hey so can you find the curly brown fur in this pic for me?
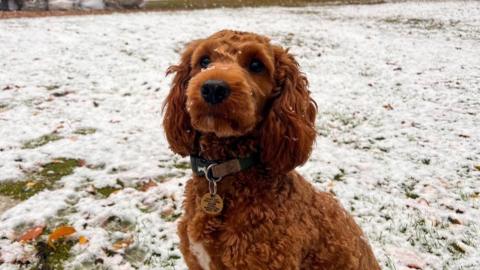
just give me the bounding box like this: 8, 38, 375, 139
163, 30, 380, 270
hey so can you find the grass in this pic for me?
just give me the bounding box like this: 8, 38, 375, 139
73, 127, 97, 135
381, 17, 461, 31
144, 0, 384, 9
401, 177, 420, 200
0, 158, 81, 200
333, 168, 346, 181
22, 133, 62, 149
103, 215, 134, 232
161, 212, 181, 222
33, 240, 75, 270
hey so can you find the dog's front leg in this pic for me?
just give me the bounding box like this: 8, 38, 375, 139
178, 219, 205, 270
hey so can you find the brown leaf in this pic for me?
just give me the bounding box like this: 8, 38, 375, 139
383, 104, 394, 110
448, 216, 462, 225
17, 225, 44, 242
48, 226, 76, 247
407, 264, 422, 269
112, 238, 133, 250
138, 180, 157, 192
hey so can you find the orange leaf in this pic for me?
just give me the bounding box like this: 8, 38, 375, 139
17, 225, 44, 242
48, 226, 76, 247
78, 236, 89, 245
112, 238, 133, 250
139, 180, 157, 191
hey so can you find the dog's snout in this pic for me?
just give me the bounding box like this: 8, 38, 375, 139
201, 80, 230, 105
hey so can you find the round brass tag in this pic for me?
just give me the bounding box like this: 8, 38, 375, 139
200, 193, 224, 215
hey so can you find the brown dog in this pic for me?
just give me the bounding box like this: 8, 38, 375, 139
163, 30, 380, 270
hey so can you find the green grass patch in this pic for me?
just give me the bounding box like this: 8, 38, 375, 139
381, 17, 460, 31
159, 253, 182, 269
40, 159, 81, 181
73, 127, 97, 135
96, 186, 122, 197
401, 178, 420, 200
0, 180, 49, 201
33, 240, 75, 270
333, 168, 346, 181
45, 85, 61, 91
0, 158, 81, 200
161, 212, 181, 222
96, 179, 124, 197
22, 134, 62, 149
172, 161, 190, 170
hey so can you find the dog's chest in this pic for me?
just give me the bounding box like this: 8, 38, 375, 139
189, 239, 212, 270
186, 211, 230, 269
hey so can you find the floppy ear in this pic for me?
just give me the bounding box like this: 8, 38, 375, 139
162, 41, 200, 156
259, 46, 317, 174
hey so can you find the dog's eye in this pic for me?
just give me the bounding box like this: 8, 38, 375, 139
249, 59, 264, 73
199, 56, 211, 69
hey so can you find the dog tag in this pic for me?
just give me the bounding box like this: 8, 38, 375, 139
200, 193, 223, 215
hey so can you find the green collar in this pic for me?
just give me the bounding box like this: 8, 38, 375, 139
190, 155, 256, 181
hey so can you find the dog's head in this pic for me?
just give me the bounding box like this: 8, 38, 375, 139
163, 30, 317, 173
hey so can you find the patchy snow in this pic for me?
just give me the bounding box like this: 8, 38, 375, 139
1, 1, 479, 269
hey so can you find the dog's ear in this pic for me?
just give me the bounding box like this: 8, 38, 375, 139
259, 46, 317, 174
162, 41, 200, 156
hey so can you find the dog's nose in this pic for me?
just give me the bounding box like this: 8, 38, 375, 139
201, 80, 230, 105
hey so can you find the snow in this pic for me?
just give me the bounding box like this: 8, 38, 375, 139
1, 1, 479, 269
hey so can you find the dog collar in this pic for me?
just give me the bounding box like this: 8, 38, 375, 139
190, 155, 256, 182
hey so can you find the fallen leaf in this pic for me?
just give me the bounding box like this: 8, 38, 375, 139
78, 159, 86, 167
448, 216, 462, 225
407, 263, 422, 269
383, 104, 394, 110
18, 225, 44, 242
25, 181, 37, 189
139, 180, 157, 192
48, 226, 76, 247
474, 165, 480, 171
112, 238, 133, 250
79, 236, 89, 245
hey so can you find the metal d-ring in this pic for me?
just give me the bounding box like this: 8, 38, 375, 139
199, 164, 222, 195
205, 163, 222, 183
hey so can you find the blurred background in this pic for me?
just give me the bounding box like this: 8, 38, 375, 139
1, 0, 384, 12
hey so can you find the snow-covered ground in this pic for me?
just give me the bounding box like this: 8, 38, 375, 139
1, 1, 479, 269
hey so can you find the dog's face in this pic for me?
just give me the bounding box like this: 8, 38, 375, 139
186, 32, 275, 137
164, 30, 317, 173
